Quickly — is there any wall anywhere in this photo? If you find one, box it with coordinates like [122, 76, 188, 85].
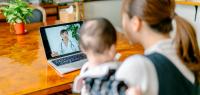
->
[83, 1, 200, 47]
[196, 6, 200, 47]
[175, 4, 200, 47]
[175, 5, 196, 24]
[84, 0, 122, 30]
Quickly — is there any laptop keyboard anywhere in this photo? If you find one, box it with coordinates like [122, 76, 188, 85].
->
[52, 53, 87, 66]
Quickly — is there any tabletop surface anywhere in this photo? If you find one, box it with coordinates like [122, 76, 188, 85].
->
[0, 22, 144, 95]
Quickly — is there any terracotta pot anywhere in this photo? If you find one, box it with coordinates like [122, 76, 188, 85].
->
[14, 23, 25, 35]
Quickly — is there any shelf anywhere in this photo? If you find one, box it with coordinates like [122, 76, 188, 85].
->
[176, 1, 200, 6]
[39, 3, 58, 8]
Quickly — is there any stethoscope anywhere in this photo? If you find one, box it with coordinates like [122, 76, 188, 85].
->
[60, 39, 76, 54]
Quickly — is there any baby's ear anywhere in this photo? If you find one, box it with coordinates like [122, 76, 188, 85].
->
[111, 44, 116, 51]
[109, 44, 116, 57]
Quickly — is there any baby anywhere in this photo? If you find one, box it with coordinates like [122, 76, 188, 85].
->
[73, 18, 127, 95]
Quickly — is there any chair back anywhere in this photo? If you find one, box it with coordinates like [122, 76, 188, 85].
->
[28, 5, 47, 25]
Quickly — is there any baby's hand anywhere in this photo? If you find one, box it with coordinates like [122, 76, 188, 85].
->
[126, 86, 141, 95]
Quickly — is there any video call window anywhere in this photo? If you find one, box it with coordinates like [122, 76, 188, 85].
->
[45, 23, 81, 57]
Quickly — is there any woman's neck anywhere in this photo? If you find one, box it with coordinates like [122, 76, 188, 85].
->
[141, 31, 170, 49]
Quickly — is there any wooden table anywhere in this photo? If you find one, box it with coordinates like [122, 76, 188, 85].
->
[0, 22, 144, 95]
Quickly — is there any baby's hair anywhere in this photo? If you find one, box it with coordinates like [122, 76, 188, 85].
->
[79, 18, 117, 54]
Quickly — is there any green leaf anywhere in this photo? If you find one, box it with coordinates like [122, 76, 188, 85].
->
[21, 7, 27, 12]
[1, 0, 33, 23]
[16, 18, 22, 23]
[7, 14, 15, 20]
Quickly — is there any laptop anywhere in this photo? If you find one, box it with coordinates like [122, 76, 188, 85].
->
[40, 21, 87, 75]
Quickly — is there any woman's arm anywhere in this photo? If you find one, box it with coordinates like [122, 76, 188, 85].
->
[115, 55, 158, 95]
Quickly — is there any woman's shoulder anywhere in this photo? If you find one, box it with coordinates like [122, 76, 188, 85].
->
[120, 54, 152, 69]
[115, 54, 159, 94]
[116, 54, 149, 75]
[115, 54, 157, 84]
[124, 54, 147, 63]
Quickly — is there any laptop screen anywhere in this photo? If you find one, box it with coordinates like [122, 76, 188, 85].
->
[40, 21, 83, 59]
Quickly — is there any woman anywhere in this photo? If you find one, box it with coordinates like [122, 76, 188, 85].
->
[51, 29, 79, 57]
[115, 0, 200, 95]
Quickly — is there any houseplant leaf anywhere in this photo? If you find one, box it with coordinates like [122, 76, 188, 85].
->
[0, 0, 33, 24]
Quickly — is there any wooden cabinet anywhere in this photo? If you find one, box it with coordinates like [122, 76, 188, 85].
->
[40, 4, 59, 19]
[38, 4, 69, 20]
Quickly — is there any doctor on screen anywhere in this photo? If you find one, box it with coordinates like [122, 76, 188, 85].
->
[51, 29, 79, 57]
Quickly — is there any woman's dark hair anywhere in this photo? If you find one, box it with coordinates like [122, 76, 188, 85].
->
[122, 0, 200, 64]
[79, 18, 117, 54]
[60, 29, 68, 35]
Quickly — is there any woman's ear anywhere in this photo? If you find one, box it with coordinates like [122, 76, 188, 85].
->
[130, 16, 142, 33]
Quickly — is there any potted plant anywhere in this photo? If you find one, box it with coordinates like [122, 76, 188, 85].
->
[1, 0, 33, 34]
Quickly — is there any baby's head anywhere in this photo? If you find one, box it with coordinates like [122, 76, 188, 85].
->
[79, 18, 117, 63]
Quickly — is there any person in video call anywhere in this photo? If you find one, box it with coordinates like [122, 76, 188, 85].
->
[51, 29, 79, 57]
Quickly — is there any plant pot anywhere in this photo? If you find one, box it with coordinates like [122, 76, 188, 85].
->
[14, 23, 25, 35]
